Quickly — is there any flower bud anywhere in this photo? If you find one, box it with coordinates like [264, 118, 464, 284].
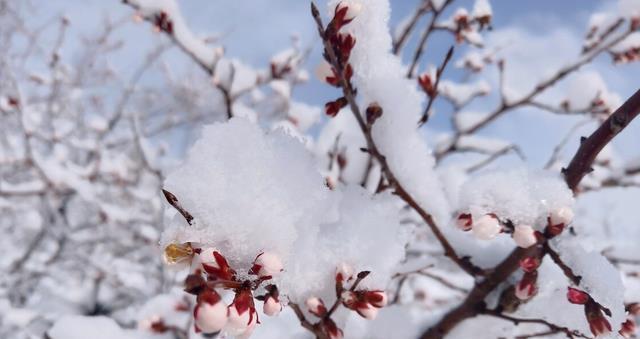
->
[355, 302, 379, 320]
[627, 302, 640, 316]
[455, 213, 473, 231]
[364, 290, 387, 308]
[418, 72, 436, 98]
[619, 318, 636, 338]
[251, 252, 283, 279]
[586, 302, 612, 337]
[549, 207, 574, 228]
[518, 257, 540, 273]
[316, 61, 339, 86]
[335, 1, 362, 26]
[336, 263, 354, 283]
[325, 97, 348, 117]
[306, 297, 327, 317]
[227, 291, 258, 336]
[513, 224, 538, 248]
[515, 271, 538, 301]
[194, 290, 228, 334]
[472, 214, 502, 240]
[263, 295, 282, 317]
[566, 287, 589, 305]
[198, 248, 236, 281]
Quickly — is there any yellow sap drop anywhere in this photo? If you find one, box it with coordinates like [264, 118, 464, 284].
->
[163, 243, 193, 265]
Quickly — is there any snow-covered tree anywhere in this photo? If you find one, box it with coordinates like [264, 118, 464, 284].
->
[3, 0, 640, 338]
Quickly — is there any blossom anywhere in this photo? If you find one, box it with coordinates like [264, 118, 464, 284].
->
[566, 287, 590, 305]
[194, 290, 228, 334]
[198, 248, 236, 281]
[513, 224, 538, 248]
[472, 214, 502, 240]
[250, 251, 284, 279]
[336, 263, 354, 284]
[306, 297, 327, 317]
[455, 213, 473, 232]
[585, 302, 612, 337]
[227, 290, 258, 336]
[518, 257, 540, 273]
[263, 295, 282, 317]
[515, 271, 538, 301]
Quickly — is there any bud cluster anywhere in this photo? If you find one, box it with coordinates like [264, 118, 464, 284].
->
[303, 264, 388, 339]
[164, 244, 283, 337]
[319, 1, 361, 118]
[514, 256, 541, 301]
[566, 287, 614, 337]
[454, 206, 574, 247]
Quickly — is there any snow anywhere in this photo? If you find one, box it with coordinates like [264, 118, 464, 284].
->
[128, 0, 219, 71]
[454, 111, 491, 132]
[455, 135, 511, 153]
[619, 0, 640, 18]
[328, 0, 451, 224]
[163, 118, 332, 271]
[472, 0, 492, 19]
[163, 118, 406, 301]
[49, 316, 138, 339]
[555, 240, 627, 334]
[439, 80, 491, 108]
[287, 101, 321, 132]
[612, 32, 640, 53]
[457, 168, 574, 228]
[315, 108, 369, 186]
[563, 71, 621, 112]
[516, 249, 625, 338]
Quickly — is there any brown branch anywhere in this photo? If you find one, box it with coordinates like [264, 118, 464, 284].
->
[421, 88, 640, 339]
[564, 89, 640, 191]
[289, 302, 322, 336]
[311, 2, 482, 277]
[482, 309, 590, 339]
[436, 27, 635, 160]
[543, 242, 582, 286]
[393, 0, 431, 55]
[419, 46, 454, 125]
[406, 0, 453, 78]
[161, 189, 194, 225]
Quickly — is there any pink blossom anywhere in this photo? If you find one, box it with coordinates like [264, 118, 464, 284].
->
[193, 290, 228, 334]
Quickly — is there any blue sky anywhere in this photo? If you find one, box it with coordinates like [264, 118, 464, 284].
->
[31, 0, 640, 167]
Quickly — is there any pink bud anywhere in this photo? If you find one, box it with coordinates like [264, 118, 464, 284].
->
[226, 291, 258, 336]
[335, 1, 362, 23]
[355, 302, 379, 320]
[586, 304, 612, 337]
[455, 213, 473, 231]
[306, 297, 327, 317]
[341, 291, 356, 305]
[198, 248, 236, 281]
[566, 287, 589, 305]
[513, 224, 538, 248]
[518, 257, 540, 273]
[336, 263, 354, 283]
[472, 214, 502, 240]
[364, 290, 387, 308]
[619, 318, 636, 338]
[515, 272, 538, 301]
[251, 252, 283, 279]
[194, 290, 228, 334]
[316, 61, 339, 86]
[263, 295, 282, 317]
[550, 207, 574, 228]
